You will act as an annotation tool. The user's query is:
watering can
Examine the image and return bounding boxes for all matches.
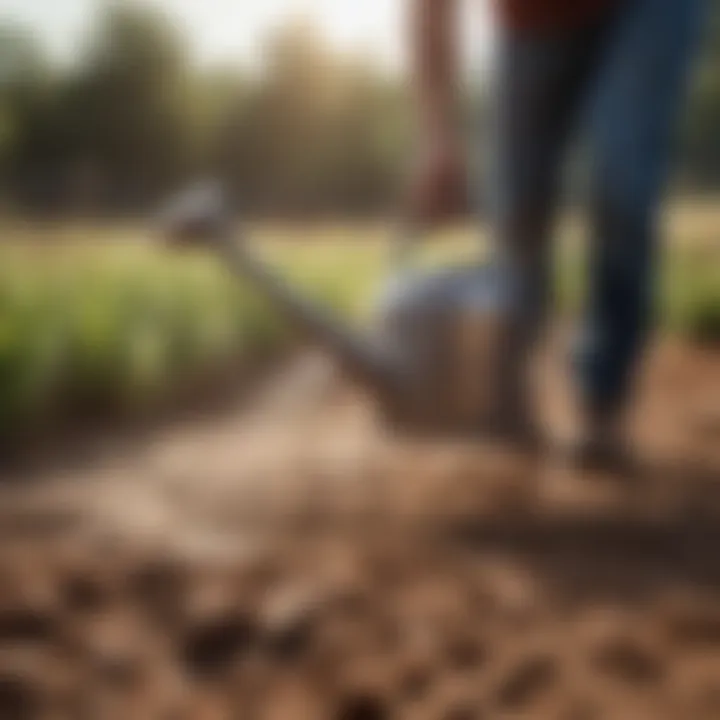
[158,183,512,437]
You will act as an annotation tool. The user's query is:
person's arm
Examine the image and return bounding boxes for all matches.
[407,0,467,223]
[412,0,461,149]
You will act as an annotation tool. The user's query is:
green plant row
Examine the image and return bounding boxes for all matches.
[1,233,718,441]
[0,241,374,439]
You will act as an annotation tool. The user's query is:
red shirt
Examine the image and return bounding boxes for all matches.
[493,0,618,31]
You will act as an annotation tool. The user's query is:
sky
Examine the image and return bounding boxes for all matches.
[0,0,491,74]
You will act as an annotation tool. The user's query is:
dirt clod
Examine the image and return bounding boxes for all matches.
[495,652,559,709]
[335,691,389,720]
[441,704,483,720]
[444,634,486,671]
[261,585,324,662]
[590,636,665,685]
[126,558,189,624]
[60,572,112,614]
[397,662,434,701]
[180,613,256,678]
[664,603,720,648]
[0,608,56,644]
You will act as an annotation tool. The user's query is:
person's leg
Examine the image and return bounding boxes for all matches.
[574,0,708,461]
[486,17,615,438]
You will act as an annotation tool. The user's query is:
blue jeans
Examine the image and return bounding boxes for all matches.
[488,0,707,418]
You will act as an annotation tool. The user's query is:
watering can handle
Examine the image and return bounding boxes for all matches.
[387,215,486,275]
[388,218,424,270]
[388,167,485,271]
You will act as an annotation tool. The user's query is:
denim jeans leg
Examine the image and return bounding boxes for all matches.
[576,0,708,417]
[488,20,612,412]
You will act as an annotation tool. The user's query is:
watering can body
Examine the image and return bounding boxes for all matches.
[159,184,510,437]
[368,261,507,434]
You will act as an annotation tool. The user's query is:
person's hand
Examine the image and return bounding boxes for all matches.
[405,132,469,226]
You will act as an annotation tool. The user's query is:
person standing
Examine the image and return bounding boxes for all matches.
[408,0,708,468]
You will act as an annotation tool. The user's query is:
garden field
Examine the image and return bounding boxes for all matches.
[1,204,719,445]
[0,204,719,719]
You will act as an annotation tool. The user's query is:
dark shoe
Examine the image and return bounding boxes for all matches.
[566,413,640,476]
[570,435,637,474]
[478,406,546,454]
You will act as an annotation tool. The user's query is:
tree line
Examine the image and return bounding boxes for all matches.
[0,1,718,219]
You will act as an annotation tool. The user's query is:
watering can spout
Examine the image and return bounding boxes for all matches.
[227,242,399,394]
[158,183,400,397]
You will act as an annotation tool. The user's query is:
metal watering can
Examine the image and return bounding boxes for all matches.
[159,183,511,437]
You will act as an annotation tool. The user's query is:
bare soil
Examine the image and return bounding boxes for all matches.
[0,338,719,719]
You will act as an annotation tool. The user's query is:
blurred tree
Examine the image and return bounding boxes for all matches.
[0,3,718,218]
[217,17,411,216]
[0,22,54,209]
[64,1,193,211]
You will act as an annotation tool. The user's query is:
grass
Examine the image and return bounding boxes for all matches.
[0,211,719,442]
[0,236,369,439]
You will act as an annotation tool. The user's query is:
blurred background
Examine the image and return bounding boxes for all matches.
[0,2,719,719]
[0,0,488,218]
[0,0,718,217]
[0,0,718,448]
